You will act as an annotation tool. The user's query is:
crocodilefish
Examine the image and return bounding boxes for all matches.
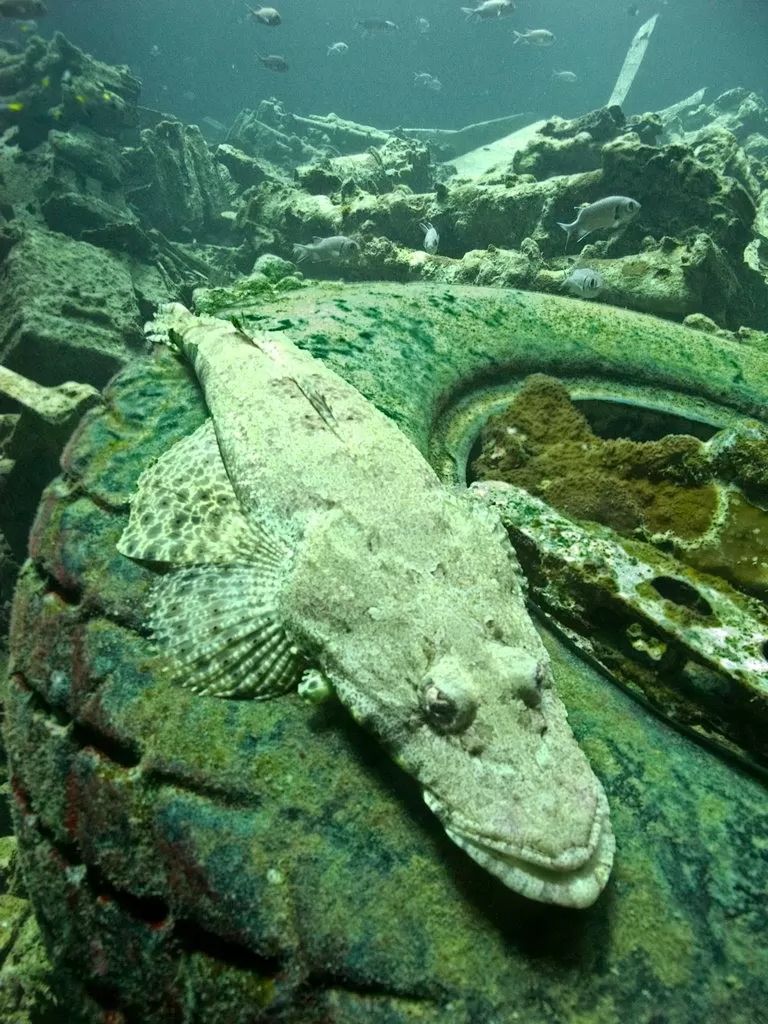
[119,303,615,908]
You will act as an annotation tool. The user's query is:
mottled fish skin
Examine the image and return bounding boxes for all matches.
[558,195,641,245]
[119,304,615,908]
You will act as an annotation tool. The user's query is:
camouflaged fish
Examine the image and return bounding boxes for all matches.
[118,303,615,908]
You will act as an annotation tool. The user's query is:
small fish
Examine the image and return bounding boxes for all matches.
[327,41,349,55]
[0,100,23,112]
[420,221,439,254]
[414,72,442,92]
[149,43,161,58]
[293,235,360,263]
[246,4,281,26]
[416,17,430,33]
[557,196,641,246]
[552,70,577,83]
[354,18,399,34]
[12,17,36,31]
[256,53,289,71]
[0,0,44,17]
[513,29,556,46]
[560,267,604,299]
[460,0,514,21]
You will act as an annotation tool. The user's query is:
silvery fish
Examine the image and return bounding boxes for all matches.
[420,220,439,253]
[552,70,577,83]
[414,72,442,92]
[460,0,514,21]
[558,196,641,246]
[0,0,45,17]
[513,28,555,45]
[327,41,349,55]
[292,235,360,263]
[256,53,288,71]
[119,303,615,909]
[246,4,281,26]
[354,18,398,34]
[561,267,604,299]
[416,16,430,33]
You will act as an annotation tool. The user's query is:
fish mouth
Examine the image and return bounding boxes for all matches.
[424,786,615,909]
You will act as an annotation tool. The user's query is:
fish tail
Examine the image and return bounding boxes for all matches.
[557,222,574,254]
[292,244,309,263]
[513,30,523,42]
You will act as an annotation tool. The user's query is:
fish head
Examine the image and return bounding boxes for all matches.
[388,640,613,908]
[340,238,360,257]
[290,500,613,908]
[618,198,641,223]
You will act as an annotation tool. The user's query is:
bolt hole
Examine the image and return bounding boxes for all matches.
[650,575,713,617]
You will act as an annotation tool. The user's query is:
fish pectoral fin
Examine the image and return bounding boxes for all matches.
[150,563,303,699]
[119,418,271,566]
[298,668,335,704]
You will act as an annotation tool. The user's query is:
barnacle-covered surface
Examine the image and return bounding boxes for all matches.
[5,283,768,1022]
[471,479,768,774]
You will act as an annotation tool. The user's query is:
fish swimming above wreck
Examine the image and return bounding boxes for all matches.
[293,235,360,262]
[558,195,641,246]
[561,267,605,299]
[0,0,45,18]
[420,220,440,253]
[118,303,615,909]
[255,52,288,71]
[460,0,514,22]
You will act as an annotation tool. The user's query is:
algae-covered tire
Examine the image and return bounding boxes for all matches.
[6,284,768,1024]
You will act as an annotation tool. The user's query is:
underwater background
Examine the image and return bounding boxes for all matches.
[40,0,768,129]
[1,0,768,1020]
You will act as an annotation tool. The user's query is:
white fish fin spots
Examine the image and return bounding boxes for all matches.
[150,563,303,699]
[118,418,277,566]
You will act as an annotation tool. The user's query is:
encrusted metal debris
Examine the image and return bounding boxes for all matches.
[471,480,768,774]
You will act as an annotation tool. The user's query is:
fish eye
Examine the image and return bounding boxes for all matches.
[419,658,477,734]
[421,682,476,733]
[517,659,548,708]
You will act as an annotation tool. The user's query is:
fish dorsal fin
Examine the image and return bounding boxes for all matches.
[118,418,274,566]
[149,563,303,699]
